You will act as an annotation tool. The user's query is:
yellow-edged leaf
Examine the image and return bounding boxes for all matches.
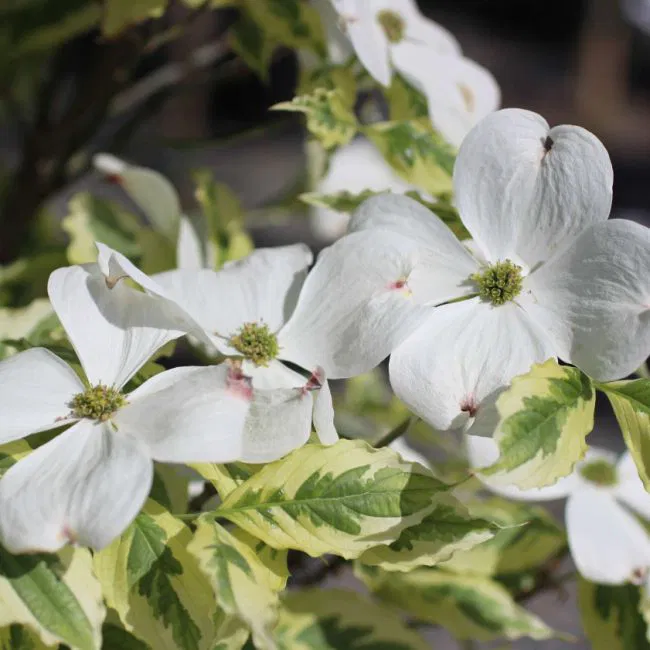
[93,501,216,650]
[481,359,595,489]
[189,519,288,649]
[599,379,650,491]
[215,439,445,559]
[0,547,105,650]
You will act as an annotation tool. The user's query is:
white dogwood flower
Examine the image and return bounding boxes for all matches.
[468,436,650,586]
[326,0,499,146]
[0,262,252,553]
[280,109,650,435]
[94,243,338,462]
[330,0,460,86]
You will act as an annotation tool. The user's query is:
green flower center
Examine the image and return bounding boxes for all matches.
[377,10,406,43]
[69,385,126,421]
[471,259,524,306]
[580,459,618,486]
[228,322,279,367]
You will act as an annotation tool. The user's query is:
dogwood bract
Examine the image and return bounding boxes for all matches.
[327,0,500,146]
[95,242,338,462]
[0,262,252,553]
[468,436,650,586]
[284,108,650,435]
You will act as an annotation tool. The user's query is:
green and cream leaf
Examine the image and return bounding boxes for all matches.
[481,359,595,489]
[274,589,430,650]
[215,439,445,559]
[0,547,104,650]
[189,519,288,649]
[599,379,650,491]
[93,501,217,650]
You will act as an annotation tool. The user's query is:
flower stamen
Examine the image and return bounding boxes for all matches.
[580,459,617,486]
[69,385,126,421]
[471,259,523,306]
[228,322,280,367]
[377,10,406,43]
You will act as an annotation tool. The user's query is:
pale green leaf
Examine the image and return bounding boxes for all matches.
[481,359,595,489]
[102,0,167,36]
[299,189,386,215]
[0,440,32,479]
[357,565,557,642]
[137,228,176,275]
[274,89,357,150]
[385,74,428,121]
[189,519,288,649]
[212,610,250,650]
[442,498,566,577]
[599,379,650,491]
[578,577,650,649]
[275,589,430,650]
[215,439,445,559]
[0,299,52,360]
[62,193,140,265]
[0,547,104,650]
[358,493,498,572]
[93,501,217,650]
[364,119,454,194]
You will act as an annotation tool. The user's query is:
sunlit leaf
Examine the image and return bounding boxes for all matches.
[481,359,595,489]
[215,439,445,558]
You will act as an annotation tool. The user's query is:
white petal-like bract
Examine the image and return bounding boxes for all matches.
[0,420,152,553]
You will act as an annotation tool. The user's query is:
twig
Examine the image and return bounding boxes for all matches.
[373,416,416,448]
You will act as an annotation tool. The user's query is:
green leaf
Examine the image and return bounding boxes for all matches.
[189,519,288,649]
[0,624,49,649]
[274,89,357,150]
[101,622,150,650]
[385,74,429,121]
[242,0,326,56]
[230,11,276,80]
[357,565,557,642]
[481,359,595,489]
[0,547,104,650]
[212,610,250,650]
[358,493,498,572]
[299,189,385,215]
[364,119,454,194]
[93,501,217,650]
[62,193,140,265]
[298,64,357,108]
[216,439,445,559]
[102,0,167,37]
[191,462,261,500]
[137,228,176,275]
[0,440,32,478]
[599,379,650,491]
[442,498,566,577]
[192,173,252,269]
[578,577,650,649]
[275,589,430,650]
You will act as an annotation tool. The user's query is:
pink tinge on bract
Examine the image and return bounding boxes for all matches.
[302,366,325,395]
[226,363,253,401]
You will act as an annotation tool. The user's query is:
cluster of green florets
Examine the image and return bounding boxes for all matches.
[580,460,618,487]
[229,322,280,367]
[377,10,406,43]
[471,259,524,306]
[69,384,126,421]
